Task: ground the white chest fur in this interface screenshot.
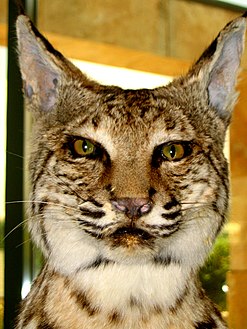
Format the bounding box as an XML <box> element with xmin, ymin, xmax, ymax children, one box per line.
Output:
<box><xmin>73</xmin><ymin>263</ymin><xmax>188</xmax><ymax>314</ymax></box>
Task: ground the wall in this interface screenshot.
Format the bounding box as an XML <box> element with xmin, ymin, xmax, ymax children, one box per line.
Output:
<box><xmin>228</xmin><ymin>73</ymin><xmax>247</xmax><ymax>329</ymax></box>
<box><xmin>38</xmin><ymin>0</ymin><xmax>245</xmax><ymax>64</ymax></box>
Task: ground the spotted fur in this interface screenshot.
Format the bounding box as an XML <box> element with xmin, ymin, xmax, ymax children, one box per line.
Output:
<box><xmin>15</xmin><ymin>13</ymin><xmax>246</xmax><ymax>329</ymax></box>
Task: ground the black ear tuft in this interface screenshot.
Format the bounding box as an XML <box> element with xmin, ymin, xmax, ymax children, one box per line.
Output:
<box><xmin>15</xmin><ymin>0</ymin><xmax>26</xmax><ymax>15</ymax></box>
<box><xmin>16</xmin><ymin>15</ymin><xmax>66</xmax><ymax>112</ymax></box>
<box><xmin>189</xmin><ymin>15</ymin><xmax>246</xmax><ymax>123</ymax></box>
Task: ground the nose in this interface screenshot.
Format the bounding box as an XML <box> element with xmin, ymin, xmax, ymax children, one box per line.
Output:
<box><xmin>111</xmin><ymin>198</ymin><xmax>152</xmax><ymax>220</ymax></box>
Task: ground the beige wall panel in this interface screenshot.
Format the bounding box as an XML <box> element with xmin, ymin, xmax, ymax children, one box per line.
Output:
<box><xmin>228</xmin><ymin>271</ymin><xmax>247</xmax><ymax>329</ymax></box>
<box><xmin>169</xmin><ymin>0</ymin><xmax>241</xmax><ymax>60</ymax></box>
<box><xmin>229</xmin><ymin>71</ymin><xmax>247</xmax><ymax>328</ymax></box>
<box><xmin>230</xmin><ymin>178</ymin><xmax>247</xmax><ymax>270</ymax></box>
<box><xmin>38</xmin><ymin>0</ymin><xmax>168</xmax><ymax>55</ymax></box>
<box><xmin>0</xmin><ymin>0</ymin><xmax>7</xmax><ymax>24</ymax></box>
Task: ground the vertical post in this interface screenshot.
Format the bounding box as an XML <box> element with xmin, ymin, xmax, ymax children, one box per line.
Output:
<box><xmin>4</xmin><ymin>1</ymin><xmax>25</xmax><ymax>328</ymax></box>
<box><xmin>4</xmin><ymin>1</ymin><xmax>38</xmax><ymax>327</ymax></box>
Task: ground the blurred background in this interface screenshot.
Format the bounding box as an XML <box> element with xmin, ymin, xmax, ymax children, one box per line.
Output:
<box><xmin>0</xmin><ymin>0</ymin><xmax>247</xmax><ymax>328</ymax></box>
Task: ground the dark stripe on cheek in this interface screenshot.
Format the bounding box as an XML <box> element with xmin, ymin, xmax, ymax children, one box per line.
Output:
<box><xmin>40</xmin><ymin>213</ymin><xmax>51</xmax><ymax>253</ymax></box>
<box><xmin>80</xmin><ymin>209</ymin><xmax>105</xmax><ymax>219</ymax></box>
<box><xmin>32</xmin><ymin>150</ymin><xmax>53</xmax><ymax>190</ymax></box>
<box><xmin>83</xmin><ymin>229</ymin><xmax>103</xmax><ymax>239</ymax></box>
<box><xmin>205</xmin><ymin>153</ymin><xmax>229</xmax><ymax>194</ymax></box>
<box><xmin>88</xmin><ymin>198</ymin><xmax>104</xmax><ymax>208</ymax></box>
<box><xmin>163</xmin><ymin>197</ymin><xmax>179</xmax><ymax>210</ymax></box>
<box><xmin>161</xmin><ymin>210</ymin><xmax>181</xmax><ymax>220</ymax></box>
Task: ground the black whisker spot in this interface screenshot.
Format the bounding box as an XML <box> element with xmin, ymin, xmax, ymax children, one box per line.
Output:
<box><xmin>87</xmin><ymin>198</ymin><xmax>103</xmax><ymax>208</ymax></box>
<box><xmin>163</xmin><ymin>198</ymin><xmax>179</xmax><ymax>210</ymax></box>
<box><xmin>80</xmin><ymin>209</ymin><xmax>105</xmax><ymax>219</ymax></box>
<box><xmin>145</xmin><ymin>220</ymin><xmax>180</xmax><ymax>235</ymax></box>
<box><xmin>83</xmin><ymin>229</ymin><xmax>103</xmax><ymax>239</ymax></box>
<box><xmin>161</xmin><ymin>210</ymin><xmax>181</xmax><ymax>220</ymax></box>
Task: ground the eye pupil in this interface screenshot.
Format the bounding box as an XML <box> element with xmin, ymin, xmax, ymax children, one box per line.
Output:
<box><xmin>169</xmin><ymin>145</ymin><xmax>176</xmax><ymax>158</ymax></box>
<box><xmin>82</xmin><ymin>140</ymin><xmax>92</xmax><ymax>153</ymax></box>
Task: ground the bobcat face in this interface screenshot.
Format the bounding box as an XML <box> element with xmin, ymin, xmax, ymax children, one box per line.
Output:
<box><xmin>29</xmin><ymin>80</ymin><xmax>228</xmax><ymax>271</ymax></box>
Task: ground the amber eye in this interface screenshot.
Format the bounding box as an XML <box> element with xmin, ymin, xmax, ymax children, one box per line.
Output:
<box><xmin>161</xmin><ymin>143</ymin><xmax>186</xmax><ymax>161</ymax></box>
<box><xmin>73</xmin><ymin>139</ymin><xmax>96</xmax><ymax>156</ymax></box>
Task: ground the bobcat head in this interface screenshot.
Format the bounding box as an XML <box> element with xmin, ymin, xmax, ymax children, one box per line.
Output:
<box><xmin>16</xmin><ymin>14</ymin><xmax>246</xmax><ymax>276</ymax></box>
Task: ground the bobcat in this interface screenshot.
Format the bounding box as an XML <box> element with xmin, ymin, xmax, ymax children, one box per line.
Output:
<box><xmin>15</xmin><ymin>13</ymin><xmax>246</xmax><ymax>329</ymax></box>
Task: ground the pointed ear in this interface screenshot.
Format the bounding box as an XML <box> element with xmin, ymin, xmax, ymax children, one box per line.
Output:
<box><xmin>16</xmin><ymin>15</ymin><xmax>75</xmax><ymax>112</ymax></box>
<box><xmin>189</xmin><ymin>14</ymin><xmax>246</xmax><ymax>122</ymax></box>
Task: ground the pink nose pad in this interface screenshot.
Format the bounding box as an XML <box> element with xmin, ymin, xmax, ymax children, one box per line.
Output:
<box><xmin>111</xmin><ymin>198</ymin><xmax>152</xmax><ymax>220</ymax></box>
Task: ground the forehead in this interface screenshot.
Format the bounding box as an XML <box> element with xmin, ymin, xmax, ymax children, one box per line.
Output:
<box><xmin>64</xmin><ymin>86</ymin><xmax>196</xmax><ymax>151</ymax></box>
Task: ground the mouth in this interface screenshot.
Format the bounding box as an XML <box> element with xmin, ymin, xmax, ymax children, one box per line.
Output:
<box><xmin>113</xmin><ymin>227</ymin><xmax>152</xmax><ymax>239</ymax></box>
<box><xmin>108</xmin><ymin>226</ymin><xmax>154</xmax><ymax>248</ymax></box>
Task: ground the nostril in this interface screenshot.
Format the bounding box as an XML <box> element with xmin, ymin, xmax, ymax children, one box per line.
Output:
<box><xmin>111</xmin><ymin>198</ymin><xmax>152</xmax><ymax>219</ymax></box>
<box><xmin>111</xmin><ymin>201</ymin><xmax>127</xmax><ymax>213</ymax></box>
<box><xmin>140</xmin><ymin>203</ymin><xmax>152</xmax><ymax>215</ymax></box>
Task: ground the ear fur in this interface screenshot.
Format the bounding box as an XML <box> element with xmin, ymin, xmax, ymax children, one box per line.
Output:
<box><xmin>188</xmin><ymin>14</ymin><xmax>246</xmax><ymax>123</ymax></box>
<box><xmin>16</xmin><ymin>15</ymin><xmax>82</xmax><ymax>112</ymax></box>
